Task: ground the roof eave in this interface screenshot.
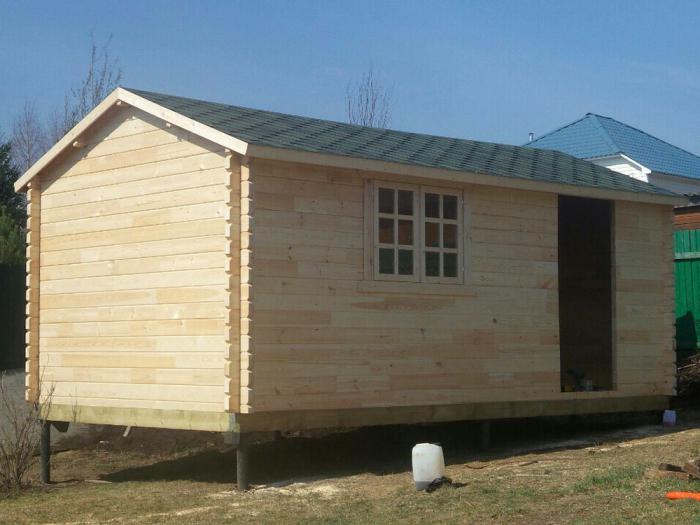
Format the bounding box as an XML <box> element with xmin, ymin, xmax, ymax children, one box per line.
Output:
<box><xmin>246</xmin><ymin>144</ymin><xmax>686</xmax><ymax>207</ymax></box>
<box><xmin>14</xmin><ymin>87</ymin><xmax>249</xmax><ymax>192</ymax></box>
<box><xmin>585</xmin><ymin>153</ymin><xmax>652</xmax><ymax>176</ymax></box>
<box><xmin>650</xmin><ymin>170</ymin><xmax>700</xmax><ymax>184</ymax></box>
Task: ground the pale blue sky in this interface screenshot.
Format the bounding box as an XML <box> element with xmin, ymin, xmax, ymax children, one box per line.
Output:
<box><xmin>2</xmin><ymin>0</ymin><xmax>700</xmax><ymax>152</ymax></box>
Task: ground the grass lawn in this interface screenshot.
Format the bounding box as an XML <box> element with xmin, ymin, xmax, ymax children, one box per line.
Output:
<box><xmin>2</xmin><ymin>413</ymin><xmax>700</xmax><ymax>524</ymax></box>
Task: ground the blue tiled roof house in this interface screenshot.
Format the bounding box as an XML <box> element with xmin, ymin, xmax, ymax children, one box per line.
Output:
<box><xmin>527</xmin><ymin>114</ymin><xmax>700</xmax><ymax>198</ymax></box>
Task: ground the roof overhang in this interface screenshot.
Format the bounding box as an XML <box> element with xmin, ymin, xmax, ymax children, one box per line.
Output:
<box><xmin>618</xmin><ymin>153</ymin><xmax>651</xmax><ymax>173</ymax></box>
<box><xmin>586</xmin><ymin>153</ymin><xmax>651</xmax><ymax>174</ymax></box>
<box><xmin>650</xmin><ymin>169</ymin><xmax>700</xmax><ymax>186</ymax></box>
<box><xmin>248</xmin><ymin>145</ymin><xmax>685</xmax><ymax>206</ymax></box>
<box><xmin>15</xmin><ymin>88</ymin><xmax>686</xmax><ymax>207</ymax></box>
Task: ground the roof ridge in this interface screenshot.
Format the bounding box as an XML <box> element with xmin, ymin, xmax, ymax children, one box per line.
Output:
<box><xmin>586</xmin><ymin>114</ymin><xmax>621</xmax><ymax>155</ymax></box>
<box><xmin>594</xmin><ymin>113</ymin><xmax>700</xmax><ymax>162</ymax></box>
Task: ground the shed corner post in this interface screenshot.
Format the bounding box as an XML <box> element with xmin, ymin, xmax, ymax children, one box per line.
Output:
<box><xmin>40</xmin><ymin>420</ymin><xmax>51</xmax><ymax>484</ymax></box>
<box><xmin>224</xmin><ymin>151</ymin><xmax>242</xmax><ymax>414</ymax></box>
<box><xmin>239</xmin><ymin>156</ymin><xmax>254</xmax><ymax>415</ymax></box>
<box><xmin>236</xmin><ymin>439</ymin><xmax>250</xmax><ymax>491</ymax></box>
<box><xmin>478</xmin><ymin>420</ymin><xmax>491</xmax><ymax>451</ymax></box>
<box><xmin>25</xmin><ymin>179</ymin><xmax>42</xmax><ymax>404</ymax></box>
<box><xmin>224</xmin><ymin>430</ymin><xmax>251</xmax><ymax>491</ymax></box>
<box><xmin>224</xmin><ymin>151</ymin><xmax>254</xmax><ymax>491</ymax></box>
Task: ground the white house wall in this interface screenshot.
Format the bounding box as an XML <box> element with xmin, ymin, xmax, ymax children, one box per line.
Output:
<box><xmin>591</xmin><ymin>155</ymin><xmax>649</xmax><ymax>183</ymax></box>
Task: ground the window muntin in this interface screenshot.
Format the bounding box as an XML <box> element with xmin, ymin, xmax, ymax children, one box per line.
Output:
<box><xmin>373</xmin><ymin>182</ymin><xmax>463</xmax><ymax>283</ymax></box>
<box><xmin>374</xmin><ymin>185</ymin><xmax>419</xmax><ymax>281</ymax></box>
<box><xmin>422</xmin><ymin>190</ymin><xmax>462</xmax><ymax>282</ymax></box>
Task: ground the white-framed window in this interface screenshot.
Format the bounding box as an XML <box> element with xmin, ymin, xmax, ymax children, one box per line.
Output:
<box><xmin>421</xmin><ymin>186</ymin><xmax>463</xmax><ymax>283</ymax></box>
<box><xmin>370</xmin><ymin>181</ymin><xmax>465</xmax><ymax>283</ymax></box>
<box><xmin>374</xmin><ymin>183</ymin><xmax>419</xmax><ymax>282</ymax></box>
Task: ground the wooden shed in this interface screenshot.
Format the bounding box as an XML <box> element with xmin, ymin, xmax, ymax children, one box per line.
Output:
<box><xmin>15</xmin><ymin>88</ymin><xmax>682</xmax><ymax>486</ymax></box>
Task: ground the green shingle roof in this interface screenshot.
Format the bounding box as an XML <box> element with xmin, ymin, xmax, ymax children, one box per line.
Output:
<box><xmin>128</xmin><ymin>88</ymin><xmax>676</xmax><ymax>197</ymax></box>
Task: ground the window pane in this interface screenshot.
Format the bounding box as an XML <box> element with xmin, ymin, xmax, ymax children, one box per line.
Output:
<box><xmin>425</xmin><ymin>193</ymin><xmax>440</xmax><ymax>218</ymax></box>
<box><xmin>398</xmin><ymin>190</ymin><xmax>413</xmax><ymax>215</ymax></box>
<box><xmin>379</xmin><ymin>248</ymin><xmax>394</xmax><ymax>274</ymax></box>
<box><xmin>443</xmin><ymin>195</ymin><xmax>458</xmax><ymax>219</ymax></box>
<box><xmin>425</xmin><ymin>251</ymin><xmax>440</xmax><ymax>277</ymax></box>
<box><xmin>398</xmin><ymin>220</ymin><xmax>413</xmax><ymax>245</ymax></box>
<box><xmin>379</xmin><ymin>218</ymin><xmax>394</xmax><ymax>244</ymax></box>
<box><xmin>443</xmin><ymin>223</ymin><xmax>457</xmax><ymax>248</ymax></box>
<box><xmin>398</xmin><ymin>249</ymin><xmax>413</xmax><ymax>275</ymax></box>
<box><xmin>379</xmin><ymin>188</ymin><xmax>394</xmax><ymax>214</ymax></box>
<box><xmin>425</xmin><ymin>222</ymin><xmax>439</xmax><ymax>247</ymax></box>
<box><xmin>443</xmin><ymin>253</ymin><xmax>458</xmax><ymax>277</ymax></box>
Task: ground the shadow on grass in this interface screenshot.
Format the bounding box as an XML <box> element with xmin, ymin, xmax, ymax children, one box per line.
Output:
<box><xmin>102</xmin><ymin>426</ymin><xmax>410</xmax><ymax>485</ymax></box>
<box><xmin>101</xmin><ymin>411</ymin><xmax>690</xmax><ymax>486</ymax></box>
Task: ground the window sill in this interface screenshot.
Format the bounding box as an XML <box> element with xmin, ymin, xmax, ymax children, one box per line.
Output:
<box><xmin>357</xmin><ymin>280</ymin><xmax>476</xmax><ymax>297</ymax></box>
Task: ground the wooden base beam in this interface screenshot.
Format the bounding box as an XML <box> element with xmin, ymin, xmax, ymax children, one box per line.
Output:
<box><xmin>45</xmin><ymin>404</ymin><xmax>238</xmax><ymax>432</ymax></box>
<box><xmin>237</xmin><ymin>395</ymin><xmax>670</xmax><ymax>433</ymax></box>
<box><xmin>41</xmin><ymin>396</ymin><xmax>669</xmax><ymax>436</ymax></box>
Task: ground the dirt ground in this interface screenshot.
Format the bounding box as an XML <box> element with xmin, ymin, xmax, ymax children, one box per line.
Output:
<box><xmin>2</xmin><ymin>411</ymin><xmax>700</xmax><ymax>524</ymax></box>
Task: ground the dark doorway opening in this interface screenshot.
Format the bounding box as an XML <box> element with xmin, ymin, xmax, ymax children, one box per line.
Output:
<box><xmin>558</xmin><ymin>196</ymin><xmax>614</xmax><ymax>392</ymax></box>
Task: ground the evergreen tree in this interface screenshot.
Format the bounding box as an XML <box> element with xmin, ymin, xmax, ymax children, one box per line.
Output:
<box><xmin>0</xmin><ymin>142</ymin><xmax>24</xmax><ymax>224</ymax></box>
<box><xmin>0</xmin><ymin>142</ymin><xmax>25</xmax><ymax>264</ymax></box>
<box><xmin>0</xmin><ymin>206</ymin><xmax>24</xmax><ymax>264</ymax></box>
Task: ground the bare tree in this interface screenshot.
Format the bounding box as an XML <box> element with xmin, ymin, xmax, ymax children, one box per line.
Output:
<box><xmin>0</xmin><ymin>372</ymin><xmax>54</xmax><ymax>492</ymax></box>
<box><xmin>49</xmin><ymin>35</ymin><xmax>122</xmax><ymax>143</ymax></box>
<box><xmin>10</xmin><ymin>101</ymin><xmax>48</xmax><ymax>173</ymax></box>
<box><xmin>346</xmin><ymin>67</ymin><xmax>393</xmax><ymax>128</ymax></box>
<box><xmin>10</xmin><ymin>35</ymin><xmax>123</xmax><ymax>175</ymax></box>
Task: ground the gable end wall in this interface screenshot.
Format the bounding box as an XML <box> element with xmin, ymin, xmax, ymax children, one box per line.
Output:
<box><xmin>34</xmin><ymin>106</ymin><xmax>234</xmax><ymax>414</ymax></box>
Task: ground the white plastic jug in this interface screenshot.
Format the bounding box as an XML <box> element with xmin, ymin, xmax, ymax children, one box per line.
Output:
<box><xmin>412</xmin><ymin>443</ymin><xmax>445</xmax><ymax>490</ymax></box>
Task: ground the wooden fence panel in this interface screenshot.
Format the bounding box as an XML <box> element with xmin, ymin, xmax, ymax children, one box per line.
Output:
<box><xmin>675</xmin><ymin>230</ymin><xmax>700</xmax><ymax>360</ymax></box>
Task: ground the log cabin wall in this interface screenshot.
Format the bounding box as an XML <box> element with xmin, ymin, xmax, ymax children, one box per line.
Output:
<box><xmin>35</xmin><ymin>106</ymin><xmax>233</xmax><ymax>414</ymax></box>
<box><xmin>24</xmin><ymin>106</ymin><xmax>675</xmax><ymax>425</ymax></box>
<box><xmin>249</xmin><ymin>159</ymin><xmax>562</xmax><ymax>412</ymax></box>
<box><xmin>614</xmin><ymin>201</ymin><xmax>676</xmax><ymax>395</ymax></box>
<box><xmin>248</xmin><ymin>158</ymin><xmax>676</xmax><ymax>413</ymax></box>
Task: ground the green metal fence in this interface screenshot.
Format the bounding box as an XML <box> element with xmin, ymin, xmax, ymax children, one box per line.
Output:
<box><xmin>675</xmin><ymin>230</ymin><xmax>700</xmax><ymax>360</ymax></box>
<box><xmin>0</xmin><ymin>263</ymin><xmax>25</xmax><ymax>370</ymax></box>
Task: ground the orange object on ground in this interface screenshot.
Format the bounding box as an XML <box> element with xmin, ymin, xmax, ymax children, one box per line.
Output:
<box><xmin>666</xmin><ymin>491</ymin><xmax>700</xmax><ymax>501</ymax></box>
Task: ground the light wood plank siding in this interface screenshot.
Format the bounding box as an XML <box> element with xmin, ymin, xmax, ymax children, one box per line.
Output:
<box><xmin>249</xmin><ymin>159</ymin><xmax>675</xmax><ymax>413</ymax></box>
<box><xmin>250</xmin><ymin>160</ymin><xmax>559</xmax><ymax>411</ymax></box>
<box><xmin>37</xmin><ymin>107</ymin><xmax>231</xmax><ymax>413</ymax></box>
<box><xmin>614</xmin><ymin>201</ymin><xmax>676</xmax><ymax>395</ymax></box>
